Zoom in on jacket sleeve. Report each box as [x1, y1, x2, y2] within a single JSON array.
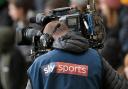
[[102, 58, 128, 89]]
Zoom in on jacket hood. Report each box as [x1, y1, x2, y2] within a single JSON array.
[[52, 31, 89, 53]]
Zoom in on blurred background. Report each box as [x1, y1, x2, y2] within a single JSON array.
[[0, 0, 128, 89]]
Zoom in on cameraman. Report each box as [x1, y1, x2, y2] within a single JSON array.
[[26, 21, 128, 89], [27, 21, 102, 89], [25, 0, 128, 89]]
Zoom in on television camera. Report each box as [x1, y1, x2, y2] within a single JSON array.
[[18, 1, 106, 59]]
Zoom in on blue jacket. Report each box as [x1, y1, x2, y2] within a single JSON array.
[[28, 32, 103, 89]]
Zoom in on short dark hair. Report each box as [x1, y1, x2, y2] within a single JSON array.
[[43, 21, 69, 40]]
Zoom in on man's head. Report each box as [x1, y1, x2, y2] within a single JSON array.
[[8, 0, 32, 21], [43, 21, 69, 40]]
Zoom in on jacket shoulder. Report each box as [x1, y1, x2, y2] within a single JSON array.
[[86, 48, 101, 58]]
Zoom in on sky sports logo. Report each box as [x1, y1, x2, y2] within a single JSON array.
[[41, 62, 88, 77]]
